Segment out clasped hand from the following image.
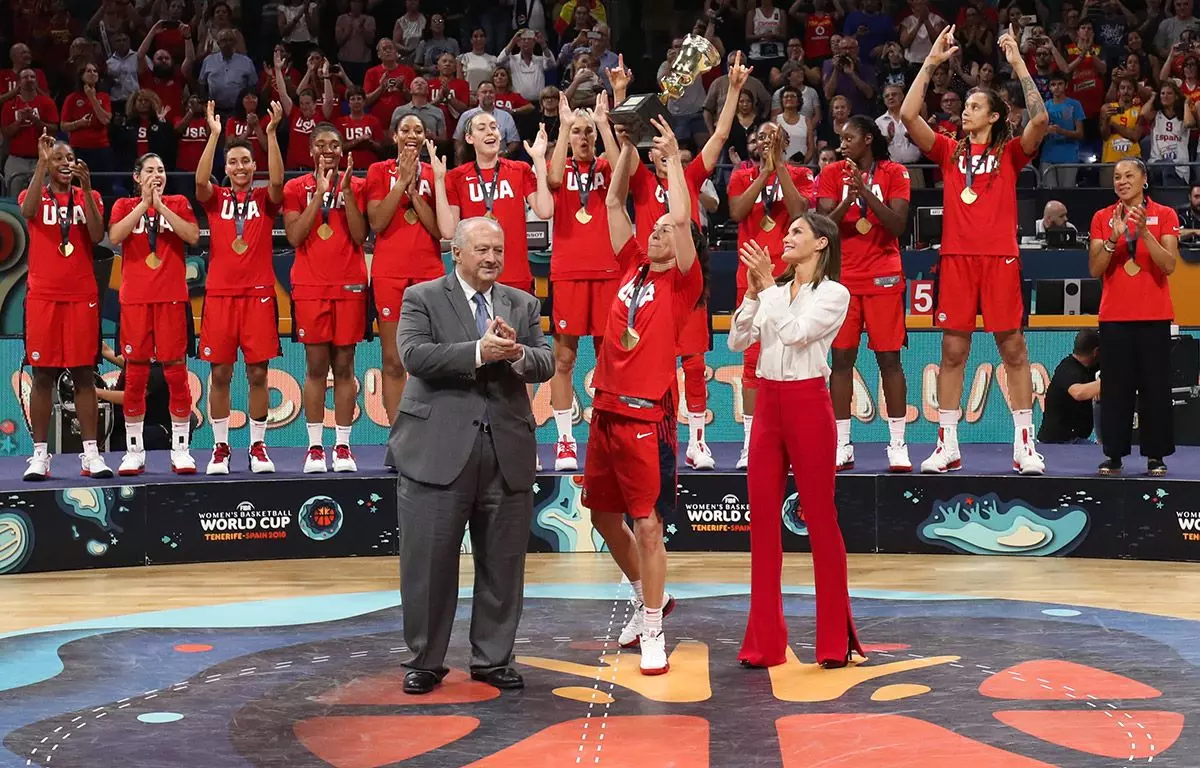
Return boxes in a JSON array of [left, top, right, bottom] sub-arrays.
[[480, 318, 523, 363]]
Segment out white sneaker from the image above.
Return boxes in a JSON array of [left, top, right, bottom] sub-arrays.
[[554, 436, 578, 471], [685, 441, 716, 470], [249, 442, 275, 473], [735, 446, 749, 470], [836, 443, 855, 471], [639, 630, 669, 675], [332, 444, 357, 472], [1013, 427, 1045, 475], [206, 443, 231, 475], [119, 450, 147, 476], [619, 594, 676, 648], [920, 430, 962, 474], [304, 446, 328, 473], [24, 453, 51, 481], [536, 454, 542, 472], [81, 453, 114, 479], [886, 442, 913, 473], [171, 449, 197, 474]]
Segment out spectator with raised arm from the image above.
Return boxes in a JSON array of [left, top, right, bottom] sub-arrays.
[[277, 0, 319, 65], [498, 29, 556, 102], [196, 2, 246, 58], [136, 22, 194, 118], [1, 70, 59, 194], [365, 39, 418, 127], [900, 0, 948, 66], [706, 50, 773, 132], [335, 0, 377, 84], [822, 35, 875, 117], [1154, 0, 1200, 58]]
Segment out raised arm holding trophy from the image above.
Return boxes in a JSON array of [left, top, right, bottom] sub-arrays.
[[609, 34, 722, 146]]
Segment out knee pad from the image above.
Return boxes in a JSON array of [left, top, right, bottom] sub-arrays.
[[123, 363, 150, 418], [163, 363, 192, 419]]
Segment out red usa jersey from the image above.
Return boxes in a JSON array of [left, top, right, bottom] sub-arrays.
[[224, 117, 267, 168], [728, 164, 815, 287], [629, 158, 710, 253], [336, 112, 384, 167], [112, 194, 195, 304], [175, 116, 210, 172], [18, 187, 103, 301], [927, 134, 1031, 257], [592, 240, 703, 421], [445, 159, 537, 285], [364, 159, 441, 280], [363, 63, 417, 125], [551, 157, 618, 280], [285, 107, 320, 169], [494, 91, 529, 113], [430, 77, 470, 134], [284, 174, 369, 298], [1089, 199, 1178, 322], [816, 159, 910, 293], [203, 186, 282, 297]]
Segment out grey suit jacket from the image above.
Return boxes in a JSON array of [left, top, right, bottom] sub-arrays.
[[387, 273, 554, 490]]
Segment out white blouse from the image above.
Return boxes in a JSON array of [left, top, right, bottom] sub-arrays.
[[728, 278, 850, 381]]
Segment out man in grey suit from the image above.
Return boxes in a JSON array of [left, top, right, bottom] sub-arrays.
[[389, 216, 554, 695]]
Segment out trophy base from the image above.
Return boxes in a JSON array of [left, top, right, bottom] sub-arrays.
[[610, 93, 671, 148]]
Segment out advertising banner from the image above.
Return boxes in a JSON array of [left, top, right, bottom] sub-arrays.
[[0, 485, 145, 574]]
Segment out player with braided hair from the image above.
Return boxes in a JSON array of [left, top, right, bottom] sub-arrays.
[[900, 24, 1049, 475]]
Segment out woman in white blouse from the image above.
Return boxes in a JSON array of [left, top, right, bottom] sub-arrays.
[[728, 212, 866, 670]]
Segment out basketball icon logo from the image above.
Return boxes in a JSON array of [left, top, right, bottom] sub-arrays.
[[298, 495, 343, 541]]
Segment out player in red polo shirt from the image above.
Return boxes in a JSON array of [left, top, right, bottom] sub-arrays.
[[364, 38, 417, 126], [900, 25, 1049, 475], [109, 152, 201, 475], [547, 92, 620, 470], [195, 100, 286, 475], [727, 121, 816, 469], [817, 115, 912, 473], [283, 124, 369, 474], [19, 133, 110, 481], [586, 121, 701, 675], [365, 114, 440, 451]]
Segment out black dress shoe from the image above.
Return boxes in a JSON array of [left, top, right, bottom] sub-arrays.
[[403, 670, 441, 695], [470, 667, 524, 689], [1098, 458, 1122, 476], [1148, 458, 1168, 477]]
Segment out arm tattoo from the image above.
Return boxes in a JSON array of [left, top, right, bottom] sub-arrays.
[[1020, 74, 1046, 120]]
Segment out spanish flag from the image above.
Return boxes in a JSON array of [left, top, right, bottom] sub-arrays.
[[553, 0, 608, 36]]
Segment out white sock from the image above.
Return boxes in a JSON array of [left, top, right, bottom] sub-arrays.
[[126, 420, 144, 453], [836, 418, 851, 447], [938, 409, 960, 449], [335, 424, 352, 446], [33, 442, 48, 458], [171, 421, 189, 451], [687, 411, 705, 443], [1012, 408, 1033, 432], [631, 579, 645, 604], [742, 415, 754, 450], [553, 408, 573, 441], [211, 417, 229, 445], [887, 416, 906, 445], [306, 422, 323, 448], [82, 440, 99, 458], [249, 418, 266, 445], [643, 605, 663, 636]]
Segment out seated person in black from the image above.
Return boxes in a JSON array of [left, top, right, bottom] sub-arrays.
[[1038, 329, 1101, 444], [98, 344, 193, 451]]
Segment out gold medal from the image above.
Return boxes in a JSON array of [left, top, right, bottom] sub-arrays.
[[317, 223, 334, 240], [960, 187, 978, 205], [146, 251, 162, 270], [232, 237, 248, 254], [404, 208, 418, 225], [855, 218, 872, 234], [760, 214, 776, 232], [1124, 258, 1142, 276], [485, 211, 497, 220], [620, 327, 641, 350], [575, 208, 593, 225], [59, 242, 74, 257]]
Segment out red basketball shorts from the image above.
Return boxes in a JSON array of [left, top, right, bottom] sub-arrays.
[[676, 302, 711, 356], [934, 253, 1025, 333], [294, 296, 367, 347], [120, 301, 189, 361], [199, 295, 280, 365], [552, 278, 618, 337], [24, 298, 99, 368], [372, 276, 433, 324], [583, 409, 677, 520], [832, 291, 908, 352]]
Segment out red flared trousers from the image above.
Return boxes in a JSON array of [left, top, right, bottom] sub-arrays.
[[739, 377, 863, 667]]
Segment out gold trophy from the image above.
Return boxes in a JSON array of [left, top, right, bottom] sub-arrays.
[[610, 34, 721, 147]]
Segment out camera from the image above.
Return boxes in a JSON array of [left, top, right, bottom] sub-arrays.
[[163, 19, 180, 28]]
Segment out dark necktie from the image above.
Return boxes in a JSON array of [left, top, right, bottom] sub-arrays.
[[472, 292, 489, 337]]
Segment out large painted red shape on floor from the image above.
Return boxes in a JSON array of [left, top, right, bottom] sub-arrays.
[[294, 715, 479, 768], [466, 715, 710, 767], [980, 660, 1162, 700], [994, 710, 1184, 759]]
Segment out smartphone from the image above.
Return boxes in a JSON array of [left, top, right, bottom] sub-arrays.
[[1020, 14, 1037, 25], [163, 19, 180, 28]]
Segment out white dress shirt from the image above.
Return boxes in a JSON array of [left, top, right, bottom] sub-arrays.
[[728, 279, 850, 381], [497, 49, 555, 102], [456, 271, 527, 369]]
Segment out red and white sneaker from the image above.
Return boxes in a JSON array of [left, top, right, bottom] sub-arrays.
[[206, 443, 231, 475], [170, 448, 197, 474], [249, 441, 275, 473], [554, 436, 578, 471], [304, 446, 328, 473], [24, 453, 51, 481], [685, 441, 716, 470], [119, 450, 146, 476], [836, 443, 855, 471], [80, 453, 114, 479], [920, 429, 962, 474], [619, 594, 676, 648], [1013, 427, 1045, 475], [332, 444, 357, 473], [886, 442, 913, 473], [639, 631, 669, 675]]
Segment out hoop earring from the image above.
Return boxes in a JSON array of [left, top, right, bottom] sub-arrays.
[[1144, 181, 1149, 190]]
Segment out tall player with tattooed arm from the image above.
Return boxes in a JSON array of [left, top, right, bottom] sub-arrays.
[[899, 25, 1049, 475]]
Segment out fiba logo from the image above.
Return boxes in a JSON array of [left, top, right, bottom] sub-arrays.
[[722, 494, 739, 505], [298, 495, 344, 541], [236, 501, 254, 513]]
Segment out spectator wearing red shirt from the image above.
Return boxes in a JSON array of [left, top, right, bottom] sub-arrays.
[[0, 44, 50, 106], [491, 67, 534, 116], [1053, 20, 1107, 133], [260, 45, 302, 104], [136, 22, 195, 121], [278, 80, 335, 170], [336, 86, 384, 167], [225, 88, 270, 170], [149, 0, 190, 64], [794, 0, 842, 64], [429, 52, 470, 139], [297, 51, 348, 112], [1, 69, 60, 195], [173, 95, 211, 181], [1088, 159, 1180, 477], [364, 38, 417, 127], [60, 63, 113, 184]]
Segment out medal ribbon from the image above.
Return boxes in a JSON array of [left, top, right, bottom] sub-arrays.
[[626, 264, 652, 331], [232, 190, 248, 241], [320, 186, 334, 230], [475, 161, 498, 216], [964, 147, 983, 193], [758, 171, 780, 214], [142, 208, 159, 254], [55, 192, 71, 252], [856, 162, 876, 220], [571, 158, 594, 211], [657, 176, 671, 213], [1123, 202, 1144, 265]]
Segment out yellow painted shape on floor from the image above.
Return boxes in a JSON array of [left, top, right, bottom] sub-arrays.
[[768, 647, 960, 702], [518, 640, 712, 703], [552, 686, 615, 704], [871, 683, 933, 701]]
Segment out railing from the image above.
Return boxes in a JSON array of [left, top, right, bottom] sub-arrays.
[[1039, 161, 1200, 189]]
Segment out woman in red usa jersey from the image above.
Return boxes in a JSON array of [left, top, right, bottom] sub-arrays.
[[109, 152, 201, 476], [586, 119, 703, 677], [899, 25, 1049, 476], [728, 213, 864, 669], [726, 121, 815, 470], [1088, 158, 1180, 477], [546, 91, 620, 471], [283, 124, 369, 475], [365, 114, 440, 462], [195, 100, 286, 476], [18, 132, 110, 481], [817, 115, 912, 473]]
